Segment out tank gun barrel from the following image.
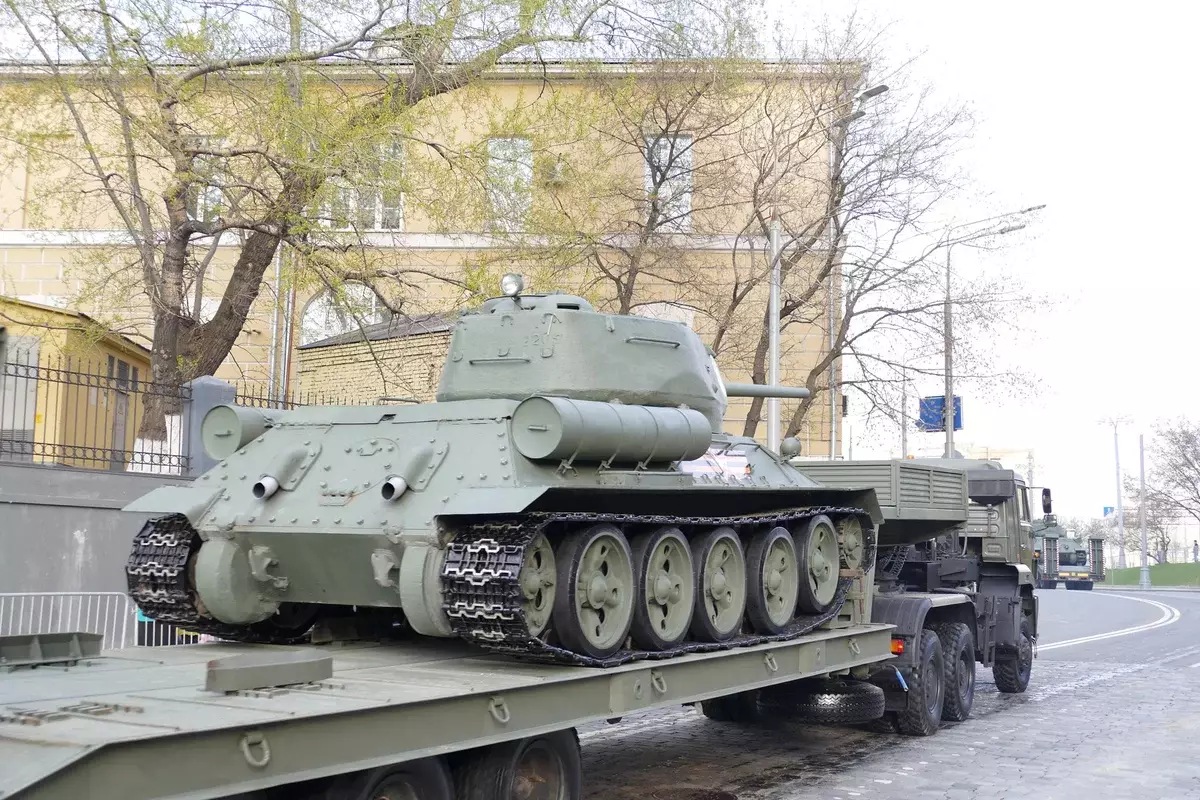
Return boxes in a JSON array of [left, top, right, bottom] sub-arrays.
[[724, 382, 811, 400]]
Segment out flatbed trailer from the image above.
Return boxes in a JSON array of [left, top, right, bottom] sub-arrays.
[[0, 624, 894, 800]]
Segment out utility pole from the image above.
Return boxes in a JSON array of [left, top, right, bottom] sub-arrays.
[[1114, 423, 1127, 569], [943, 245, 954, 458], [1026, 451, 1034, 488], [1139, 434, 1151, 589], [900, 366, 908, 458], [938, 204, 1045, 459], [766, 219, 781, 452]]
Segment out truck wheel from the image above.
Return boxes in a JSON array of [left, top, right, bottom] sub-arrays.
[[323, 758, 453, 800], [700, 690, 762, 723], [761, 678, 885, 725], [994, 617, 1033, 694], [931, 622, 974, 722], [454, 729, 582, 800], [895, 629, 944, 737]]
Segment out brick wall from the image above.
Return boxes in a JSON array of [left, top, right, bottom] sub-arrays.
[[296, 331, 452, 405]]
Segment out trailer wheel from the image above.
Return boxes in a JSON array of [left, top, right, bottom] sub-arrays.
[[454, 729, 582, 800], [931, 622, 974, 722], [994, 617, 1033, 694], [323, 757, 453, 800], [700, 690, 762, 723], [760, 678, 885, 725], [895, 629, 944, 737]]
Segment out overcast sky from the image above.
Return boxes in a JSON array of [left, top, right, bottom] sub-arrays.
[[761, 1, 1195, 520]]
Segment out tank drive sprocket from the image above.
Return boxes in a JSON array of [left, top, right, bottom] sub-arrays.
[[441, 505, 875, 668]]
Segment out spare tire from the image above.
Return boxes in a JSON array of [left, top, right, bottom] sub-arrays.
[[760, 678, 885, 725]]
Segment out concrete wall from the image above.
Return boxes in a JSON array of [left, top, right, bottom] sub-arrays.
[[0, 462, 188, 593]]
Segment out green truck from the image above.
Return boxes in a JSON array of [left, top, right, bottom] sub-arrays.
[[0, 277, 1040, 800], [1033, 514, 1105, 590]]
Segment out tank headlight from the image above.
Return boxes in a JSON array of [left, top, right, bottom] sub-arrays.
[[500, 273, 524, 297]]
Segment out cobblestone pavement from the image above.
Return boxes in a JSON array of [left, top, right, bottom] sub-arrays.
[[578, 590, 1200, 800]]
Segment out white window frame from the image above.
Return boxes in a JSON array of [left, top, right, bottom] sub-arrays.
[[643, 133, 693, 233], [320, 141, 405, 232], [486, 136, 533, 233], [299, 281, 390, 347]]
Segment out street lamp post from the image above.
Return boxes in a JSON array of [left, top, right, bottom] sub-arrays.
[[939, 204, 1046, 458], [764, 83, 888, 453]]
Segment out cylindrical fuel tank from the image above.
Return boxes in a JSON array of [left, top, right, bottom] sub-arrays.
[[511, 395, 712, 464]]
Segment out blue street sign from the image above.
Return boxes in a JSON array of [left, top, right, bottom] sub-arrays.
[[916, 396, 962, 432], [1103, 506, 1115, 517]]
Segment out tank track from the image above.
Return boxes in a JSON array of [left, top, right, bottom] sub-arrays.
[[442, 506, 876, 668], [124, 514, 315, 645]]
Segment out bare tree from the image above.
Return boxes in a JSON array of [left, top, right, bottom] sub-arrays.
[[0, 0, 753, 435], [704, 31, 1038, 445]]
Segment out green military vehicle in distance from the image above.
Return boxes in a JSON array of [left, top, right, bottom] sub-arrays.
[[1033, 514, 1104, 590]]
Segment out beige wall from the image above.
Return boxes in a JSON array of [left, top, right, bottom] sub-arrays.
[[0, 66, 846, 456]]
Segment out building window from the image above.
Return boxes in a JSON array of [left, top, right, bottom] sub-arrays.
[[186, 151, 225, 224], [633, 301, 697, 329], [644, 134, 693, 232], [299, 281, 390, 346], [486, 137, 533, 233], [320, 141, 405, 232]]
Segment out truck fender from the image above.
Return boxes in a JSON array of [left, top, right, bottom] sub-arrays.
[[122, 486, 223, 527]]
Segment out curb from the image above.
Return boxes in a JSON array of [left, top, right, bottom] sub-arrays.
[[1093, 584, 1200, 593]]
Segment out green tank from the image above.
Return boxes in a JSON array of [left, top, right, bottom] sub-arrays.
[[124, 275, 880, 666], [1033, 515, 1104, 590]]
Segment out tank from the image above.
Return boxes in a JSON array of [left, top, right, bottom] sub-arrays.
[[124, 275, 881, 666]]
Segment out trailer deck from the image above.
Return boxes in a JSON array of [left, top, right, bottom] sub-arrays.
[[0, 624, 893, 800]]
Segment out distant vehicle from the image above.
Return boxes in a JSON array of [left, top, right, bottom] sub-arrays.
[[1032, 514, 1105, 590]]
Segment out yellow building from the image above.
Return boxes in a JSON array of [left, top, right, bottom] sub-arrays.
[[0, 61, 853, 456], [0, 295, 153, 469]]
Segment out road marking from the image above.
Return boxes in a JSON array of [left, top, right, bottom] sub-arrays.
[[1037, 594, 1182, 651]]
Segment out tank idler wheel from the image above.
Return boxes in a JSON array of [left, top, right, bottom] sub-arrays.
[[837, 516, 866, 571], [630, 526, 696, 650], [518, 533, 556, 638], [689, 526, 747, 643], [745, 526, 800, 635], [552, 524, 635, 659], [794, 515, 839, 615], [322, 756, 453, 800]]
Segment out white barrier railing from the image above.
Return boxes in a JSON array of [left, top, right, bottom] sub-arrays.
[[0, 592, 218, 649]]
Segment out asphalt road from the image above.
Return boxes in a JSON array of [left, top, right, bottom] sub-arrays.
[[580, 587, 1200, 800]]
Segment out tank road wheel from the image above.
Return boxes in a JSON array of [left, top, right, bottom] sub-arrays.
[[931, 622, 975, 722], [836, 516, 866, 571], [454, 729, 582, 800], [689, 526, 748, 642], [552, 524, 635, 659], [518, 533, 557, 638], [794, 515, 839, 615], [322, 757, 453, 800], [994, 617, 1034, 694], [630, 526, 695, 650], [745, 526, 800, 634]]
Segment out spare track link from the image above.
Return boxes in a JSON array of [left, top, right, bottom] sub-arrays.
[[124, 513, 311, 645], [442, 506, 877, 668]]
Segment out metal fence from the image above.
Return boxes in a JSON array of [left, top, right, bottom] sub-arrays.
[[0, 592, 218, 649], [0, 348, 191, 473], [233, 381, 350, 410]]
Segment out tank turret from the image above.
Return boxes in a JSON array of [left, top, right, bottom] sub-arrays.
[[123, 274, 881, 666]]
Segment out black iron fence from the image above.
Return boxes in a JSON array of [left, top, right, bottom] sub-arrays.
[[233, 382, 351, 410], [0, 349, 191, 474]]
